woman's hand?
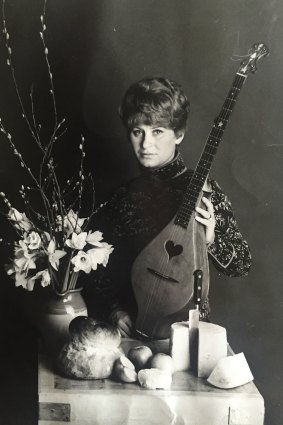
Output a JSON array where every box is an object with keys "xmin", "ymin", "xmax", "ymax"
[
  {"xmin": 109, "ymin": 309, "xmax": 133, "ymax": 337},
  {"xmin": 195, "ymin": 196, "xmax": 216, "ymax": 246}
]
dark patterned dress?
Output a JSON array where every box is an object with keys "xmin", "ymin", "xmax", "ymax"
[{"xmin": 83, "ymin": 151, "xmax": 251, "ymax": 322}]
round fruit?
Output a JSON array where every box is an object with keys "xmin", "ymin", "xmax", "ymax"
[
  {"xmin": 127, "ymin": 345, "xmax": 153, "ymax": 370},
  {"xmin": 114, "ymin": 356, "xmax": 137, "ymax": 383},
  {"xmin": 149, "ymin": 353, "xmax": 174, "ymax": 373}
]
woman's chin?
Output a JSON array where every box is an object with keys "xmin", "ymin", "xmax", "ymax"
[{"xmin": 139, "ymin": 158, "xmax": 158, "ymax": 168}]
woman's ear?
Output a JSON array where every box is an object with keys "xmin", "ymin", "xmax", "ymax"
[{"xmin": 175, "ymin": 132, "xmax": 185, "ymax": 145}]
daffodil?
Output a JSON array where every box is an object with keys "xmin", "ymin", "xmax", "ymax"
[
  {"xmin": 65, "ymin": 232, "xmax": 87, "ymax": 250},
  {"xmin": 71, "ymin": 251, "xmax": 92, "ymax": 273},
  {"xmin": 25, "ymin": 270, "xmax": 51, "ymax": 291},
  {"xmin": 34, "ymin": 269, "xmax": 51, "ymax": 287},
  {"xmin": 8, "ymin": 208, "xmax": 33, "ymax": 232},
  {"xmin": 14, "ymin": 240, "xmax": 29, "ymax": 258},
  {"xmin": 14, "ymin": 271, "xmax": 29, "ymax": 289},
  {"xmin": 14, "ymin": 250, "xmax": 36, "ymax": 272},
  {"xmin": 57, "ymin": 210, "xmax": 86, "ymax": 236},
  {"xmin": 87, "ymin": 242, "xmax": 114, "ymax": 270},
  {"xmin": 86, "ymin": 230, "xmax": 104, "ymax": 247},
  {"xmin": 47, "ymin": 240, "xmax": 66, "ymax": 270},
  {"xmin": 24, "ymin": 231, "xmax": 42, "ymax": 250}
]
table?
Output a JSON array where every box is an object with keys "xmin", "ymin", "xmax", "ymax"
[{"xmin": 38, "ymin": 338, "xmax": 265, "ymax": 425}]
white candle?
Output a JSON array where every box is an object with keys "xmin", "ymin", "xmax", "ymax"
[
  {"xmin": 198, "ymin": 322, "xmax": 227, "ymax": 378},
  {"xmin": 170, "ymin": 322, "xmax": 190, "ymax": 371}
]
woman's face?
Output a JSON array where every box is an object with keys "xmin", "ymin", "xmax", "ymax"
[{"xmin": 129, "ymin": 124, "xmax": 184, "ymax": 169}]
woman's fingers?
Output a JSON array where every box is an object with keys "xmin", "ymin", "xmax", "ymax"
[
  {"xmin": 202, "ymin": 196, "xmax": 215, "ymax": 216},
  {"xmin": 195, "ymin": 215, "xmax": 209, "ymax": 224},
  {"xmin": 196, "ymin": 197, "xmax": 214, "ymax": 219},
  {"xmin": 110, "ymin": 310, "xmax": 133, "ymax": 337},
  {"xmin": 195, "ymin": 197, "xmax": 216, "ymax": 245},
  {"xmin": 118, "ymin": 325, "xmax": 131, "ymax": 337},
  {"xmin": 118, "ymin": 321, "xmax": 131, "ymax": 336},
  {"xmin": 195, "ymin": 207, "xmax": 211, "ymax": 220},
  {"xmin": 117, "ymin": 313, "xmax": 133, "ymax": 337}
]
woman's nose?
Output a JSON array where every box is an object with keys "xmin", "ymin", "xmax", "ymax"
[{"xmin": 142, "ymin": 132, "xmax": 153, "ymax": 149}]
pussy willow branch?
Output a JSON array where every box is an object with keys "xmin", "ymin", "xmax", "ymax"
[
  {"xmin": 0, "ymin": 122, "xmax": 38, "ymax": 187},
  {"xmin": 1, "ymin": 0, "xmax": 95, "ymax": 245},
  {"xmin": 38, "ymin": 120, "xmax": 68, "ymax": 238},
  {"xmin": 0, "ymin": 196, "xmax": 30, "ymax": 238},
  {"xmin": 0, "ymin": 119, "xmax": 55, "ymax": 236},
  {"xmin": 39, "ymin": 0, "xmax": 88, "ymax": 232},
  {"xmin": 19, "ymin": 187, "xmax": 47, "ymax": 225},
  {"xmin": 71, "ymin": 135, "xmax": 86, "ymax": 232},
  {"xmin": 40, "ymin": 0, "xmax": 59, "ymax": 144},
  {"xmin": 2, "ymin": 0, "xmax": 43, "ymax": 153},
  {"xmin": 38, "ymin": 0, "xmax": 71, "ymax": 237},
  {"xmin": 1, "ymin": 0, "xmax": 57, "ymax": 235},
  {"xmin": 30, "ymin": 86, "xmax": 43, "ymax": 150},
  {"xmin": 81, "ymin": 173, "xmax": 96, "ymax": 231}
]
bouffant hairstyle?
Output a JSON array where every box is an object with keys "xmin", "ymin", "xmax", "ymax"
[{"xmin": 119, "ymin": 77, "xmax": 190, "ymax": 136}]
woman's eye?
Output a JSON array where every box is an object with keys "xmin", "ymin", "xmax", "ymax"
[
  {"xmin": 132, "ymin": 129, "xmax": 142, "ymax": 137},
  {"xmin": 153, "ymin": 129, "xmax": 163, "ymax": 135}
]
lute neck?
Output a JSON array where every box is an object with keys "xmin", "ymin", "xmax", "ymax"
[{"xmin": 175, "ymin": 72, "xmax": 247, "ymax": 228}]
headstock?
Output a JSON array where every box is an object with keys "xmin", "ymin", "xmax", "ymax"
[{"xmin": 238, "ymin": 43, "xmax": 269, "ymax": 75}]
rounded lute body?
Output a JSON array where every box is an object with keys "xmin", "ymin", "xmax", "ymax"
[{"xmin": 131, "ymin": 209, "xmax": 209, "ymax": 339}]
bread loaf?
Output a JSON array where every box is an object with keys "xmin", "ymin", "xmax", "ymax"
[
  {"xmin": 56, "ymin": 341, "xmax": 123, "ymax": 379},
  {"xmin": 56, "ymin": 318, "xmax": 122, "ymax": 379}
]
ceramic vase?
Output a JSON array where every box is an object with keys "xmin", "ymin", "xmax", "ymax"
[{"xmin": 39, "ymin": 288, "xmax": 88, "ymax": 358}]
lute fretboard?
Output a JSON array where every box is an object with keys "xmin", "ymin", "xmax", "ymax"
[
  {"xmin": 175, "ymin": 41, "xmax": 270, "ymax": 228},
  {"xmin": 175, "ymin": 72, "xmax": 247, "ymax": 228}
]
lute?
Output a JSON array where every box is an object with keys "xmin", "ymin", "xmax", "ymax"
[{"xmin": 131, "ymin": 43, "xmax": 269, "ymax": 339}]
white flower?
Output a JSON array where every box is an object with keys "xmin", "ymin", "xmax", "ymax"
[
  {"xmin": 6, "ymin": 265, "xmax": 15, "ymax": 276},
  {"xmin": 26, "ymin": 277, "xmax": 37, "ymax": 291},
  {"xmin": 100, "ymin": 242, "xmax": 114, "ymax": 267},
  {"xmin": 8, "ymin": 208, "xmax": 22, "ymax": 222},
  {"xmin": 47, "ymin": 240, "xmax": 66, "ymax": 270},
  {"xmin": 33, "ymin": 269, "xmax": 51, "ymax": 287},
  {"xmin": 14, "ymin": 239, "xmax": 29, "ymax": 258},
  {"xmin": 87, "ymin": 242, "xmax": 114, "ymax": 270},
  {"xmin": 14, "ymin": 271, "xmax": 29, "ymax": 289},
  {"xmin": 14, "ymin": 250, "xmax": 36, "ymax": 273},
  {"xmin": 57, "ymin": 210, "xmax": 86, "ymax": 236},
  {"xmin": 8, "ymin": 208, "xmax": 33, "ymax": 232},
  {"xmin": 86, "ymin": 230, "xmax": 104, "ymax": 247},
  {"xmin": 24, "ymin": 231, "xmax": 42, "ymax": 250},
  {"xmin": 65, "ymin": 232, "xmax": 87, "ymax": 250},
  {"xmin": 71, "ymin": 251, "xmax": 92, "ymax": 273},
  {"xmin": 23, "ymin": 269, "xmax": 51, "ymax": 292},
  {"xmin": 40, "ymin": 269, "xmax": 51, "ymax": 287}
]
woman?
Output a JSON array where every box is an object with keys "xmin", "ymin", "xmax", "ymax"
[{"xmin": 84, "ymin": 77, "xmax": 251, "ymax": 337}]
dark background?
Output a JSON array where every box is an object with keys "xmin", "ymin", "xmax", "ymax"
[{"xmin": 0, "ymin": 1, "xmax": 282, "ymax": 424}]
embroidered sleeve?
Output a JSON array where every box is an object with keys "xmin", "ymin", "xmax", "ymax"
[
  {"xmin": 82, "ymin": 187, "xmax": 130, "ymax": 319},
  {"xmin": 207, "ymin": 180, "xmax": 251, "ymax": 277},
  {"xmin": 86, "ymin": 183, "xmax": 149, "ymax": 322}
]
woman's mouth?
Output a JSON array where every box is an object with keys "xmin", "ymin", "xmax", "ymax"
[{"xmin": 141, "ymin": 152, "xmax": 155, "ymax": 157}]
